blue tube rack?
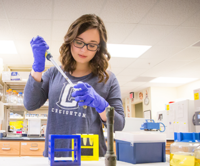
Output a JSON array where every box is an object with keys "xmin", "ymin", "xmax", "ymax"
[{"xmin": 48, "ymin": 135, "xmax": 81, "ymax": 166}]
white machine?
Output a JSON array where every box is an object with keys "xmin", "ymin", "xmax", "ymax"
[
  {"xmin": 193, "ymin": 88, "xmax": 200, "ymax": 132},
  {"xmin": 168, "ymin": 99, "xmax": 195, "ymax": 139},
  {"xmin": 28, "ymin": 119, "xmax": 41, "ymax": 136}
]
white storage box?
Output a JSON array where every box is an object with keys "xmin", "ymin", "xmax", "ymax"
[{"xmin": 115, "ymin": 131, "xmax": 166, "ymax": 143}]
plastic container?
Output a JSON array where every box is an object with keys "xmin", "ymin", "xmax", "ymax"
[
  {"xmin": 170, "ymin": 132, "xmax": 200, "ymax": 166},
  {"xmin": 115, "ymin": 131, "xmax": 166, "ymax": 164},
  {"xmin": 12, "ymin": 90, "xmax": 18, "ymax": 103},
  {"xmin": 17, "ymin": 92, "xmax": 23, "ymax": 104},
  {"xmin": 195, "ymin": 145, "xmax": 200, "ymax": 166}
]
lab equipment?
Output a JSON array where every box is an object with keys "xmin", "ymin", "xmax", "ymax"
[
  {"xmin": 105, "ymin": 106, "xmax": 116, "ymax": 166},
  {"xmin": 170, "ymin": 132, "xmax": 200, "ymax": 166},
  {"xmin": 140, "ymin": 119, "xmax": 166, "ymax": 132},
  {"xmin": 115, "ymin": 131, "xmax": 166, "ymax": 164},
  {"xmin": 194, "ymin": 88, "xmax": 200, "ymax": 132},
  {"xmin": 72, "ymin": 134, "xmax": 99, "ymax": 161},
  {"xmin": 48, "ymin": 135, "xmax": 81, "ymax": 166},
  {"xmin": 45, "ymin": 51, "xmax": 87, "ymax": 109},
  {"xmin": 28, "ymin": 119, "xmax": 41, "ymax": 136},
  {"xmin": 168, "ymin": 99, "xmax": 195, "ymax": 139}
]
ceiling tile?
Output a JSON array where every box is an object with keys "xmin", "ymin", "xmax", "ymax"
[
  {"xmin": 109, "ymin": 57, "xmax": 137, "ymax": 67},
  {"xmin": 127, "ymin": 58, "xmax": 163, "ymax": 69},
  {"xmin": 117, "ymin": 68, "xmax": 147, "ymax": 76},
  {"xmin": 116, "ymin": 75, "xmax": 137, "ymax": 82},
  {"xmin": 141, "ymin": 0, "xmax": 200, "ymax": 25},
  {"xmin": 170, "ymin": 47, "xmax": 200, "ymax": 61},
  {"xmin": 181, "ymin": 10, "xmax": 200, "ymax": 27},
  {"xmin": 0, "ymin": 0, "xmax": 6, "ymax": 19},
  {"xmin": 122, "ymin": 81, "xmax": 146, "ymax": 87},
  {"xmin": 0, "ymin": 20, "xmax": 13, "ymax": 40},
  {"xmin": 131, "ymin": 76, "xmax": 156, "ymax": 82},
  {"xmin": 10, "ymin": 19, "xmax": 52, "ymax": 40},
  {"xmin": 49, "ymin": 40, "xmax": 63, "ymax": 56},
  {"xmin": 139, "ymin": 45, "xmax": 184, "ymax": 60},
  {"xmin": 100, "ymin": 0, "xmax": 157, "ymax": 23},
  {"xmin": 52, "ymin": 21, "xmax": 72, "ymax": 41},
  {"xmin": 109, "ymin": 67, "xmax": 124, "ymax": 75},
  {"xmin": 105, "ymin": 22, "xmax": 136, "ymax": 44},
  {"xmin": 141, "ymin": 67, "xmax": 166, "ymax": 77},
  {"xmin": 53, "ymin": 0, "xmax": 105, "ymax": 20},
  {"xmin": 123, "ymin": 24, "xmax": 175, "ymax": 45},
  {"xmin": 141, "ymin": 60, "xmax": 193, "ymax": 77},
  {"xmin": 157, "ymin": 27, "xmax": 200, "ymax": 47},
  {"xmin": 3, "ymin": 0, "xmax": 52, "ymax": 19}
]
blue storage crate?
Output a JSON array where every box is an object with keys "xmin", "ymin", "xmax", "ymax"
[{"xmin": 116, "ymin": 140, "xmax": 166, "ymax": 164}]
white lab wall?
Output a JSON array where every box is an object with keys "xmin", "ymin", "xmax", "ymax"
[
  {"xmin": 177, "ymin": 80, "xmax": 200, "ymax": 100},
  {"xmin": 151, "ymin": 87, "xmax": 177, "ymax": 120}
]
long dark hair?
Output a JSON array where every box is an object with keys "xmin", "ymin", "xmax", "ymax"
[{"xmin": 59, "ymin": 14, "xmax": 110, "ymax": 83}]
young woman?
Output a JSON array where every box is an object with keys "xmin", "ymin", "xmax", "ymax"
[{"xmin": 24, "ymin": 14, "xmax": 125, "ymax": 157}]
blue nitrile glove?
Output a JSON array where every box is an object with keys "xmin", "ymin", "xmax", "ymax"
[
  {"xmin": 30, "ymin": 36, "xmax": 49, "ymax": 72},
  {"xmin": 72, "ymin": 82, "xmax": 109, "ymax": 113}
]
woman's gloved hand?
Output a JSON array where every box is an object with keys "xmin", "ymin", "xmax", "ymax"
[
  {"xmin": 30, "ymin": 36, "xmax": 49, "ymax": 72},
  {"xmin": 72, "ymin": 82, "xmax": 109, "ymax": 113}
]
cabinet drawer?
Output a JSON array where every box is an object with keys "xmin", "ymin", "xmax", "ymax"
[
  {"xmin": 21, "ymin": 142, "xmax": 44, "ymax": 156},
  {"xmin": 0, "ymin": 142, "xmax": 20, "ymax": 155}
]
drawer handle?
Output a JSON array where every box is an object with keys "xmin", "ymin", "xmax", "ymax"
[
  {"xmin": 2, "ymin": 148, "xmax": 11, "ymax": 150},
  {"xmin": 30, "ymin": 148, "xmax": 39, "ymax": 151}
]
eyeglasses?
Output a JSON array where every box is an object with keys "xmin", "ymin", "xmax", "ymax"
[{"xmin": 73, "ymin": 39, "xmax": 100, "ymax": 51}]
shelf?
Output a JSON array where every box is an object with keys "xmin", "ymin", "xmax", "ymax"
[
  {"xmin": 3, "ymin": 80, "xmax": 27, "ymax": 85},
  {"xmin": 4, "ymin": 103, "xmax": 24, "ymax": 106},
  {"xmin": 10, "ymin": 117, "xmax": 23, "ymax": 120},
  {"xmin": 3, "ymin": 103, "xmax": 48, "ymax": 107},
  {"xmin": 25, "ymin": 117, "xmax": 47, "ymax": 120}
]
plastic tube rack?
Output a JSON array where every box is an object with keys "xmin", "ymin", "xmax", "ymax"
[{"xmin": 48, "ymin": 135, "xmax": 81, "ymax": 166}]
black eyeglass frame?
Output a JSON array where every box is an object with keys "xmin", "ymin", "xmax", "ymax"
[{"xmin": 73, "ymin": 39, "xmax": 100, "ymax": 51}]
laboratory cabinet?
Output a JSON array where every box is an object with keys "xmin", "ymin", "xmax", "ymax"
[
  {"xmin": 0, "ymin": 141, "xmax": 20, "ymax": 156},
  {"xmin": 0, "ymin": 140, "xmax": 45, "ymax": 156}
]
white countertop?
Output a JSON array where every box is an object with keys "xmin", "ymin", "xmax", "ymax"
[{"xmin": 0, "ymin": 157, "xmax": 169, "ymax": 166}]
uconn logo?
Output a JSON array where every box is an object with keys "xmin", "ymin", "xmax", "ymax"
[{"xmin": 56, "ymin": 82, "xmax": 79, "ymax": 110}]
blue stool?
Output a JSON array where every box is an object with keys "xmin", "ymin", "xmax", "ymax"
[{"xmin": 48, "ymin": 135, "xmax": 81, "ymax": 166}]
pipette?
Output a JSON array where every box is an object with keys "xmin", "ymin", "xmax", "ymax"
[{"xmin": 45, "ymin": 51, "xmax": 87, "ymax": 109}]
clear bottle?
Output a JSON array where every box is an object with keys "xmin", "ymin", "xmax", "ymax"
[
  {"xmin": 8, "ymin": 89, "xmax": 13, "ymax": 103},
  {"xmin": 17, "ymin": 92, "xmax": 23, "ymax": 104},
  {"xmin": 194, "ymin": 145, "xmax": 200, "ymax": 166},
  {"xmin": 170, "ymin": 133, "xmax": 200, "ymax": 166},
  {"xmin": 12, "ymin": 90, "xmax": 18, "ymax": 103}
]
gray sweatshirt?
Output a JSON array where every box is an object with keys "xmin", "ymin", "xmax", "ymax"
[{"xmin": 24, "ymin": 67, "xmax": 125, "ymax": 157}]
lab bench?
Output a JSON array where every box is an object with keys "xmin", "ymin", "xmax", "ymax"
[{"xmin": 0, "ymin": 156, "xmax": 169, "ymax": 166}]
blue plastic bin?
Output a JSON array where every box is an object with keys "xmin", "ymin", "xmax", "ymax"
[{"xmin": 116, "ymin": 140, "xmax": 166, "ymax": 164}]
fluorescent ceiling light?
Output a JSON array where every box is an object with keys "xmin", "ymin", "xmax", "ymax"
[
  {"xmin": 150, "ymin": 77, "xmax": 199, "ymax": 84},
  {"xmin": 107, "ymin": 44, "xmax": 151, "ymax": 58},
  {"xmin": 0, "ymin": 41, "xmax": 18, "ymax": 54}
]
